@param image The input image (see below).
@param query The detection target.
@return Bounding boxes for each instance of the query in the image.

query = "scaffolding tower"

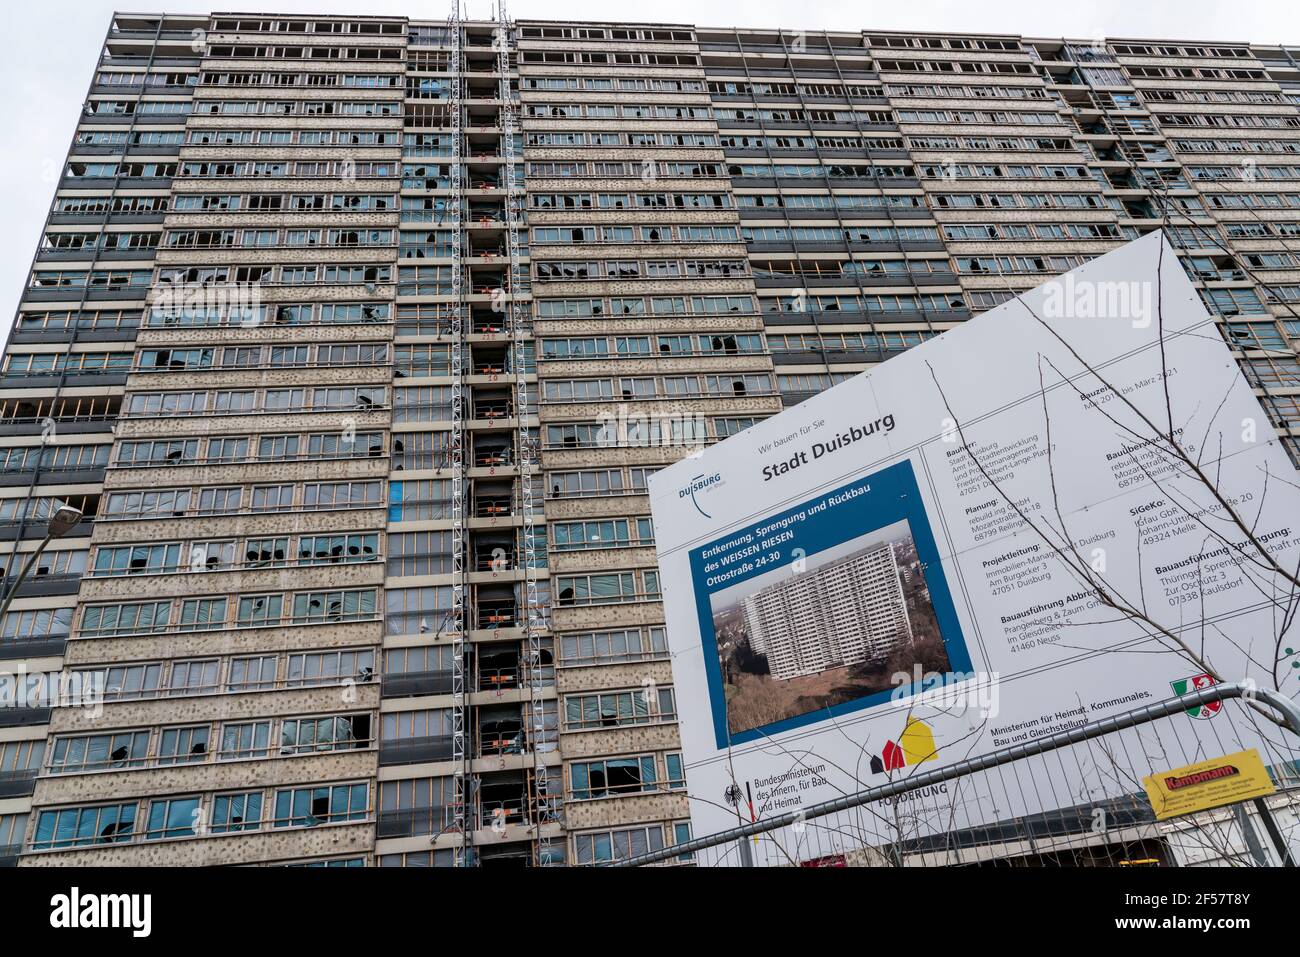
[446,0,470,867]
[496,0,556,866]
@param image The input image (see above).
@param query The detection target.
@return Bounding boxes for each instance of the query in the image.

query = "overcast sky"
[3,0,1299,336]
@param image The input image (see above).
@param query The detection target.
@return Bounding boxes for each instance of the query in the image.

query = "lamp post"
[0,504,83,621]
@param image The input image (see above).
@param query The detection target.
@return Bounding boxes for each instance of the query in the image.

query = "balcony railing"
[378,734,455,766]
[0,769,38,799]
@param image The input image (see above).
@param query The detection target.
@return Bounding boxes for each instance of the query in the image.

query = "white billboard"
[648,233,1300,860]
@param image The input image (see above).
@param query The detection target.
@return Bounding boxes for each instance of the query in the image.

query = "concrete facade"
[1,12,1298,868]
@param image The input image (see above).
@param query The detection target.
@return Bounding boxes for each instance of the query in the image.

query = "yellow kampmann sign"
[1142,748,1276,821]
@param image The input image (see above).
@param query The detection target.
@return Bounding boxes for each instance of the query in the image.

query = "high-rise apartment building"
[1,10,1298,868]
[743,542,911,680]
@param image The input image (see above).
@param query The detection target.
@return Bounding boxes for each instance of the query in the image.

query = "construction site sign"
[648,232,1300,859]
[1143,749,1276,821]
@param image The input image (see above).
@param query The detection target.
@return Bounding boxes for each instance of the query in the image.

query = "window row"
[544,418,716,451]
[867,34,1022,51]
[122,386,386,417]
[1222,221,1300,240]
[1189,164,1300,181]
[101,480,382,522]
[72,131,184,148]
[905,133,1079,152]
[720,133,904,152]
[210,18,403,34]
[48,712,372,774]
[761,291,966,315]
[940,222,1133,242]
[534,258,748,282]
[521,74,703,92]
[954,253,1095,275]
[918,162,1091,181]
[750,257,951,280]
[526,131,717,148]
[568,751,684,800]
[147,300,388,328]
[535,294,755,319]
[29,269,152,290]
[79,588,379,638]
[205,42,403,60]
[1144,88,1288,105]
[551,517,654,553]
[89,532,379,578]
[572,820,694,865]
[768,330,936,354]
[526,102,712,120]
[164,226,393,249]
[558,626,668,666]
[41,230,159,252]
[186,128,399,146]
[0,443,109,474]
[179,159,396,180]
[737,193,924,211]
[136,342,389,372]
[0,607,73,643]
[896,108,1062,125]
[742,225,939,244]
[530,191,731,210]
[886,82,1049,100]
[1111,41,1249,57]
[519,50,699,67]
[51,194,169,216]
[1156,112,1300,130]
[542,373,775,402]
[540,332,763,359]
[554,570,661,607]
[199,69,400,88]
[1171,138,1300,156]
[81,100,190,116]
[520,24,692,41]
[191,99,400,116]
[930,191,1115,211]
[564,686,676,730]
[0,740,44,774]
[94,70,197,87]
[526,160,724,180]
[155,262,393,288]
[1203,193,1300,210]
[113,430,383,468]
[777,371,857,395]
[71,649,376,702]
[715,107,893,126]
[170,191,396,212]
[710,79,883,99]
[29,781,371,851]
[1235,251,1300,273]
[532,224,739,245]
[0,495,94,525]
[876,58,1035,76]
[3,351,132,375]
[545,466,658,500]
[729,162,914,180]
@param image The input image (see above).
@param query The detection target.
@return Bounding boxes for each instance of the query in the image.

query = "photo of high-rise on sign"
[742,539,912,680]
[711,519,949,733]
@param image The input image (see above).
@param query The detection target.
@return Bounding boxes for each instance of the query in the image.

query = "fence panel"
[618,682,1300,867]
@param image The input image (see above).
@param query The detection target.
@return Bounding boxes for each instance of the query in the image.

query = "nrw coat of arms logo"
[1171,673,1221,720]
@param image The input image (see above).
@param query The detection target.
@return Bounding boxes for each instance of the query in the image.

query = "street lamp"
[0,504,84,620]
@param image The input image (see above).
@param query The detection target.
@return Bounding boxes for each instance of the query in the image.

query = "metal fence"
[616,682,1300,867]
